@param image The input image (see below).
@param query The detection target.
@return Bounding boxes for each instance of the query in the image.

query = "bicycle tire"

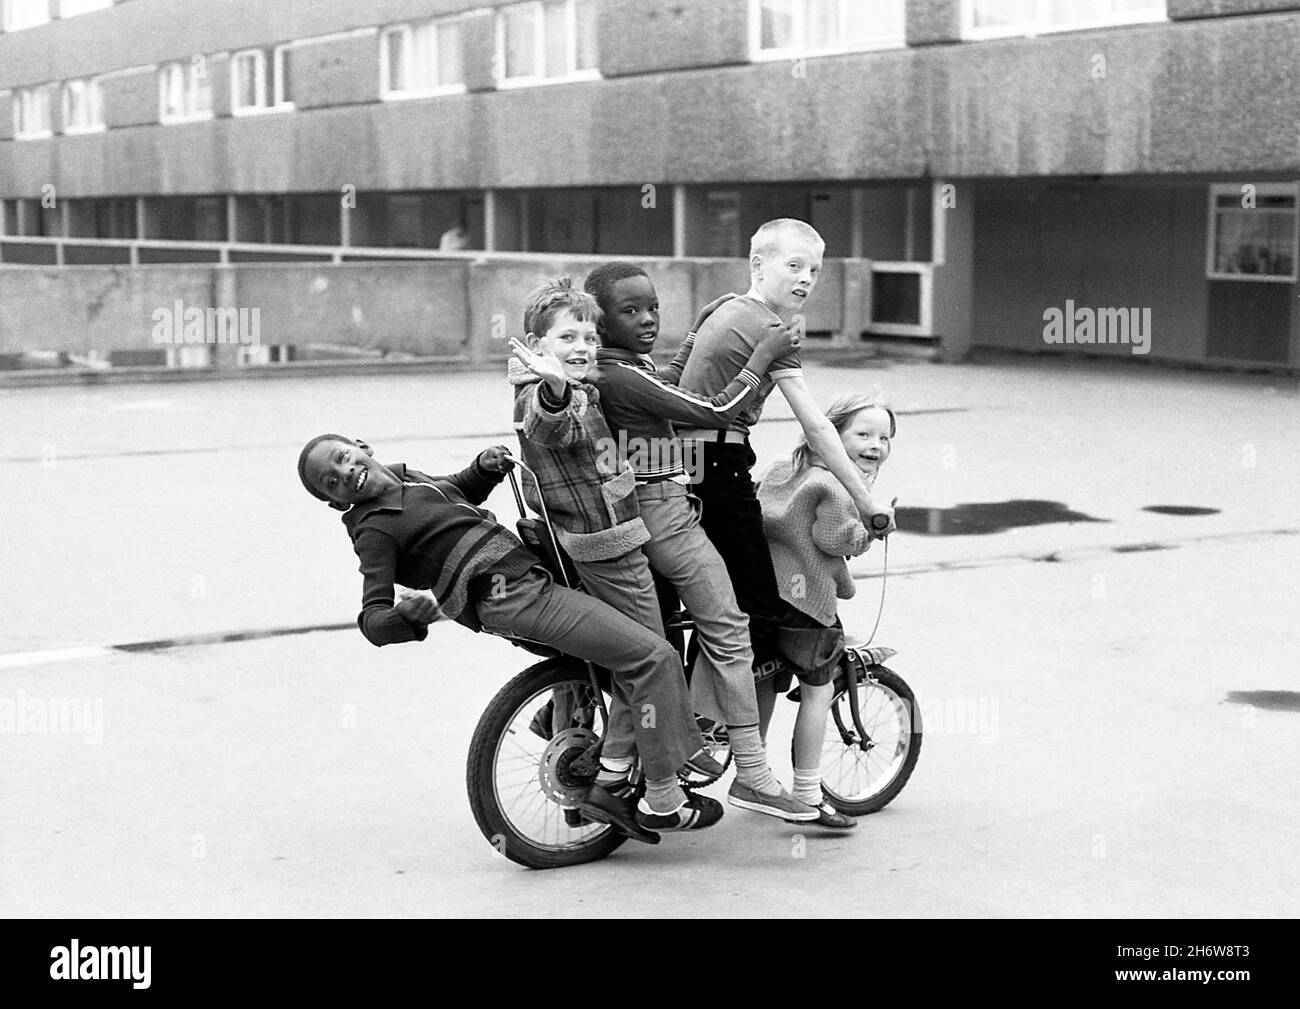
[820,664,922,816]
[466,658,630,869]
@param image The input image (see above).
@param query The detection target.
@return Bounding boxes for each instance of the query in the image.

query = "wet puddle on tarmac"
[896,500,1108,536]
[1224,691,1300,712]
[896,501,1222,537]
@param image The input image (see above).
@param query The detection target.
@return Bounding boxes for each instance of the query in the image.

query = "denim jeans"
[636,480,761,727]
[569,550,667,766]
[475,566,700,781]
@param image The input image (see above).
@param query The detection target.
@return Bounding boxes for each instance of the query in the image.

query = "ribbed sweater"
[757,458,872,626]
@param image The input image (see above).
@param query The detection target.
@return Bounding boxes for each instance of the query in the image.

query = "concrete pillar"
[672,184,686,258]
[929,178,974,360]
[226,195,238,246]
[903,187,917,261]
[849,187,864,259]
[483,189,496,253]
[339,195,352,248]
[16,199,27,236]
[0,199,7,238]
[208,266,239,369]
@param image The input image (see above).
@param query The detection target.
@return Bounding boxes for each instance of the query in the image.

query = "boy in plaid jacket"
[509,277,724,832]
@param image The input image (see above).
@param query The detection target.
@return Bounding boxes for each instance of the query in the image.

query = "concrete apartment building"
[1,0,1297,370]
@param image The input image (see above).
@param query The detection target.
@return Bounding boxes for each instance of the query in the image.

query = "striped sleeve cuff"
[736,369,760,390]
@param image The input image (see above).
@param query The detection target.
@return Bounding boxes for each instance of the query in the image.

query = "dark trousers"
[690,440,785,668]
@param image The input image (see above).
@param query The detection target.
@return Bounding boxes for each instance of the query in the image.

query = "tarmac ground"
[2,354,1297,917]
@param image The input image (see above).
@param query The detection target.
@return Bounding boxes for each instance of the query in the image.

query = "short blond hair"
[749,218,824,261]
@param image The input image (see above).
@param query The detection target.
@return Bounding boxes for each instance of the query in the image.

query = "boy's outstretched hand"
[692,292,737,333]
[509,337,567,396]
[396,588,439,625]
[478,445,515,474]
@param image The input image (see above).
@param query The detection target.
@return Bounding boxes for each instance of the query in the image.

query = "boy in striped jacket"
[583,262,818,823]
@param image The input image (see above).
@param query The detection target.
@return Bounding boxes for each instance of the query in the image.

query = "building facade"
[1,0,1298,368]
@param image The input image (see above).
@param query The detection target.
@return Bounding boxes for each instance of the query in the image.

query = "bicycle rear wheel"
[466,659,628,869]
[820,664,922,816]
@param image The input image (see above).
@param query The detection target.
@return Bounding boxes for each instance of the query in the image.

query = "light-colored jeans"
[475,566,699,781]
[570,549,668,764]
[636,480,761,727]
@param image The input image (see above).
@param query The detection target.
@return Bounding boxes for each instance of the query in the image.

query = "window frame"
[230,46,294,115]
[494,0,600,90]
[1205,182,1299,284]
[3,0,51,32]
[13,83,54,139]
[748,0,906,62]
[379,14,469,101]
[230,49,268,115]
[960,1,1166,41]
[157,58,214,124]
[61,75,104,134]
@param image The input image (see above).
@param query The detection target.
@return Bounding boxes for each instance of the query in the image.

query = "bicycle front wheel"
[820,664,922,816]
[466,658,628,869]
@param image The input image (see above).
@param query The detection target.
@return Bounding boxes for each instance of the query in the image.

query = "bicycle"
[465,463,922,869]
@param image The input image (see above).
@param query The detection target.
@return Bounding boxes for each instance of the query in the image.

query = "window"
[58,0,111,16]
[2,0,49,31]
[752,0,904,57]
[158,59,213,122]
[381,17,465,98]
[495,0,599,87]
[231,45,293,113]
[62,76,103,133]
[1207,184,1298,283]
[13,84,54,138]
[962,1,1165,39]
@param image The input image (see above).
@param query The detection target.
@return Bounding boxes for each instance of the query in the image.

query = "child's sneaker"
[579,784,660,844]
[727,781,819,821]
[635,793,724,832]
[683,749,726,779]
[807,801,856,830]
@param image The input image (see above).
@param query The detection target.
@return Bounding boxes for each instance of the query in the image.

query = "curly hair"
[523,275,603,341]
[298,433,357,504]
[583,261,649,313]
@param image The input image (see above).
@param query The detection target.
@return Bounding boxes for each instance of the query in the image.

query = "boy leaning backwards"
[297,432,711,845]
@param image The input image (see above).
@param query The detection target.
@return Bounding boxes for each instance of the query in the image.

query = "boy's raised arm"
[353,527,431,646]
[429,448,511,506]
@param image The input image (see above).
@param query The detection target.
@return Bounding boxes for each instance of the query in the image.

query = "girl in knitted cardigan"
[757,394,896,829]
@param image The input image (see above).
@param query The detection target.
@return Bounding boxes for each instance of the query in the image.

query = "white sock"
[793,767,822,807]
[596,754,633,787]
[729,725,782,796]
